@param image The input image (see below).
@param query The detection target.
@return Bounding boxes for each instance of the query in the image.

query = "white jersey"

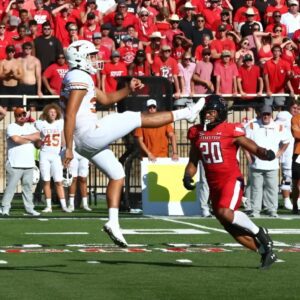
[61,69,97,136]
[35,119,64,154]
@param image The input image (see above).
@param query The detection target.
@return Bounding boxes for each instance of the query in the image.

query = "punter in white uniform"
[62,40,205,247]
[35,103,71,213]
[68,146,91,211]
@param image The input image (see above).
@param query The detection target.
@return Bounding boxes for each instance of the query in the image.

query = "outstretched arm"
[235,136,275,160]
[95,78,144,106]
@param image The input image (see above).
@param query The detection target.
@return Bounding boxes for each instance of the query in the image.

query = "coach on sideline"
[1,107,40,216]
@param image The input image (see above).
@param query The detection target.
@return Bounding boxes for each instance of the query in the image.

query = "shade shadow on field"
[146,172,170,201]
[0,264,86,275]
[69,259,257,270]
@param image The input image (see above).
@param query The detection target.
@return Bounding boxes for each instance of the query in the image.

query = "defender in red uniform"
[183,95,277,269]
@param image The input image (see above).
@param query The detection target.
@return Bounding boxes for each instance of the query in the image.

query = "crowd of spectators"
[0,0,298,109]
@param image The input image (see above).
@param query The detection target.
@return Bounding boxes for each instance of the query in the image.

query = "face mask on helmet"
[62,168,73,187]
[200,95,227,130]
[66,40,101,74]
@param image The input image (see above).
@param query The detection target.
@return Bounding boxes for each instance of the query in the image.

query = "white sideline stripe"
[176,259,192,264]
[155,217,227,233]
[25,232,89,235]
[269,229,300,234]
[122,229,208,235]
[0,260,7,264]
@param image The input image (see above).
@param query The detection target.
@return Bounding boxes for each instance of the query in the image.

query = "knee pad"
[281,178,291,191]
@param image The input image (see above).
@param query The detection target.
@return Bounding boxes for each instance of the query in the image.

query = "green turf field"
[0,203,300,300]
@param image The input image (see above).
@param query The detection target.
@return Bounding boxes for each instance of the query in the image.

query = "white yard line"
[25,232,89,235]
[153,217,227,233]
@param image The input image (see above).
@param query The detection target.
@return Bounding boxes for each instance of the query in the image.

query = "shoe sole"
[103,225,128,248]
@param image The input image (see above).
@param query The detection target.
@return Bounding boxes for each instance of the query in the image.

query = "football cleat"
[103,222,128,248]
[83,206,92,211]
[186,97,205,123]
[68,205,75,212]
[255,227,273,253]
[260,251,277,270]
[42,207,52,213]
[284,198,293,210]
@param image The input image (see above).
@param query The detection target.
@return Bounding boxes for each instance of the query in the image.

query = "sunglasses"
[203,53,211,56]
[163,49,171,52]
[197,19,205,22]
[148,105,156,109]
[221,13,229,16]
[43,27,51,30]
[0,26,6,29]
[24,47,32,50]
[262,113,271,116]
[275,29,282,32]
[141,14,148,16]
[116,18,124,20]
[16,112,27,118]
[274,15,281,17]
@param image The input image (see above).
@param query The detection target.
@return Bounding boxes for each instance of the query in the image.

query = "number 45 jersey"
[35,119,64,154]
[188,122,245,186]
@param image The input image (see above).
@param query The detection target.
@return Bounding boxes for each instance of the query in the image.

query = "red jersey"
[81,24,100,42]
[102,61,128,92]
[238,64,261,95]
[97,45,110,61]
[291,65,300,95]
[188,122,245,186]
[130,62,151,76]
[263,58,291,93]
[171,46,185,62]
[43,62,69,94]
[118,46,137,65]
[152,56,179,80]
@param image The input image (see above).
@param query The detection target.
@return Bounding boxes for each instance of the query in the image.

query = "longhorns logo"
[72,43,84,52]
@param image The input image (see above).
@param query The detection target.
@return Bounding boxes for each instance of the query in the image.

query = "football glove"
[183,175,196,190]
[266,149,276,161]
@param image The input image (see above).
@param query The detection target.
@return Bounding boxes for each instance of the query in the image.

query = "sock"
[60,199,67,208]
[46,198,51,208]
[69,196,75,207]
[232,210,259,235]
[108,208,119,226]
[82,197,88,207]
[172,107,190,122]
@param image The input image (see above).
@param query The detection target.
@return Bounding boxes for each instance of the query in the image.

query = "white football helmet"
[62,168,73,187]
[32,166,40,185]
[66,40,99,75]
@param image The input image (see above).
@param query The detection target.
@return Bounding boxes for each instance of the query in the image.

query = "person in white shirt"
[35,103,71,213]
[281,0,300,38]
[1,107,40,216]
[245,104,290,217]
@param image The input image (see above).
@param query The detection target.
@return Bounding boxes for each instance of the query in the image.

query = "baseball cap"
[161,44,171,51]
[101,23,111,30]
[87,12,96,19]
[111,50,120,57]
[260,104,272,114]
[288,0,298,6]
[221,50,231,57]
[92,32,102,39]
[147,99,157,107]
[14,107,26,116]
[218,24,226,31]
[243,54,253,62]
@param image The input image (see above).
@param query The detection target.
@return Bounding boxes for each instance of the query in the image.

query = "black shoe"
[260,251,277,270]
[256,227,273,252]
[292,208,299,215]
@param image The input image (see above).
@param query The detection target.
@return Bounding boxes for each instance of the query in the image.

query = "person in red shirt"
[101,50,128,93]
[263,45,293,108]
[79,12,100,42]
[2,0,26,25]
[62,22,83,49]
[265,0,288,25]
[145,31,163,65]
[42,53,68,95]
[237,54,263,106]
[118,35,137,65]
[100,23,115,54]
[152,44,180,98]
[128,49,151,76]
[155,7,171,36]
[12,23,32,57]
[0,23,13,60]
[202,0,222,29]
[290,56,300,96]
[265,11,288,37]
[92,32,110,64]
[210,24,236,61]
[184,94,277,269]
[80,0,102,25]
[164,13,183,47]
[30,0,52,35]
[103,0,138,28]
[233,0,260,32]
[211,8,233,34]
[194,34,211,62]
[52,3,76,44]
